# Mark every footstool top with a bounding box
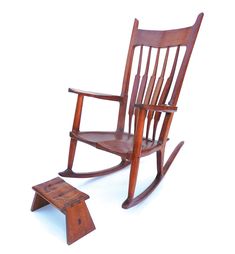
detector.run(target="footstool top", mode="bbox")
[32,177,89,213]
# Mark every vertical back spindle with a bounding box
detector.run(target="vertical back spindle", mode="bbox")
[136,47,152,104]
[128,46,143,134]
[145,47,169,140]
[134,46,152,132]
[144,48,161,104]
[152,46,180,141]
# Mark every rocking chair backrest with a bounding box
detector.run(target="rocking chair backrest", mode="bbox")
[117,13,203,143]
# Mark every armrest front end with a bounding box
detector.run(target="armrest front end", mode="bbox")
[69,88,123,102]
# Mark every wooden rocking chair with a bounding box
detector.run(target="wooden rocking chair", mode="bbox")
[59,13,203,209]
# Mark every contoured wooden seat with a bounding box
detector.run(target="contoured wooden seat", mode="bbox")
[59,14,203,209]
[71,131,161,160]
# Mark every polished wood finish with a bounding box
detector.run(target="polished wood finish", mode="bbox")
[31,177,95,244]
[68,88,123,101]
[59,14,203,208]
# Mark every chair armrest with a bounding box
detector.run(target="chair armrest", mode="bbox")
[134,103,177,113]
[69,88,123,102]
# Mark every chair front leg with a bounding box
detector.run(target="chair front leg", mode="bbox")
[67,137,78,170]
[122,108,146,208]
[59,94,84,176]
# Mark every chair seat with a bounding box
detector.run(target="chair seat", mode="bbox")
[71,131,162,159]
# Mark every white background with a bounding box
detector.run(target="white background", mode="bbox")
[0,0,235,253]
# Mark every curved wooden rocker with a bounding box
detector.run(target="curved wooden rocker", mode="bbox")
[59,13,203,209]
[60,158,130,178]
[122,141,184,208]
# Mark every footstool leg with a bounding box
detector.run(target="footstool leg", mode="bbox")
[65,201,95,245]
[31,193,49,211]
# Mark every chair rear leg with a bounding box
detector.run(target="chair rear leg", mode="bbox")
[157,149,164,176]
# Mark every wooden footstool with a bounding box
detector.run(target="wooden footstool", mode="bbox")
[31,177,95,245]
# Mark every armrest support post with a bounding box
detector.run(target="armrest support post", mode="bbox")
[72,94,84,133]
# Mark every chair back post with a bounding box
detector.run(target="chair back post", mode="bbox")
[116,19,139,133]
[169,13,204,106]
[159,13,203,144]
